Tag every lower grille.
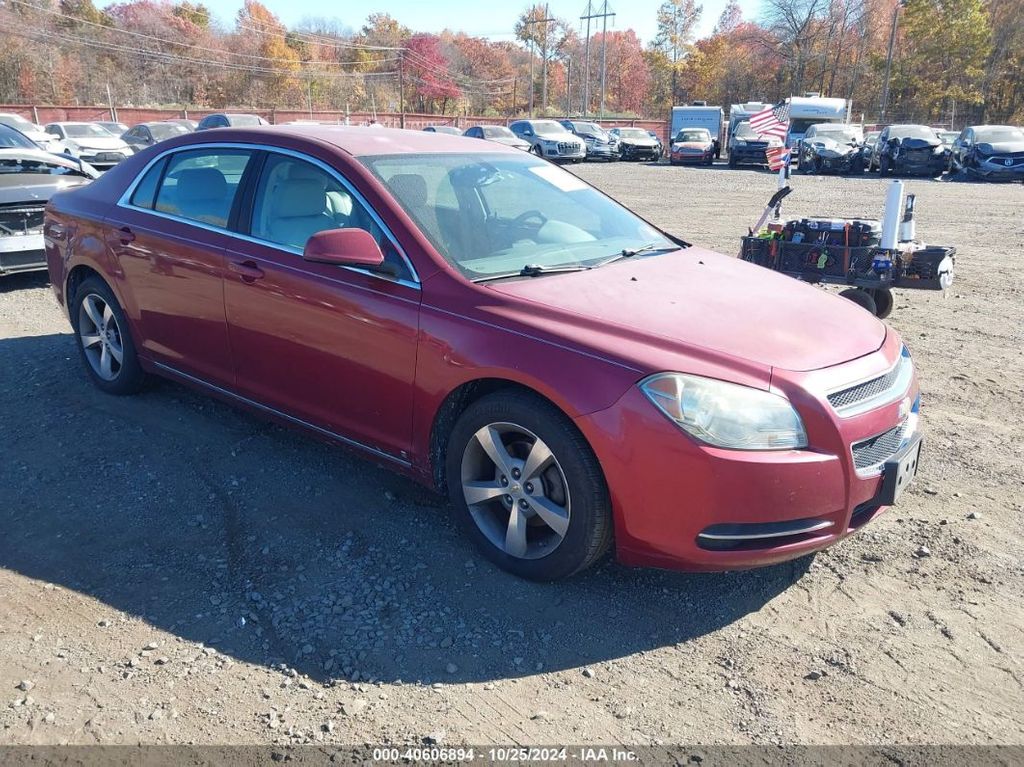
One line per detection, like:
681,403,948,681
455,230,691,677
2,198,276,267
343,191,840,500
852,420,909,471
0,203,45,236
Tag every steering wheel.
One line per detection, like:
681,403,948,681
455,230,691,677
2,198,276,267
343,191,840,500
512,209,548,229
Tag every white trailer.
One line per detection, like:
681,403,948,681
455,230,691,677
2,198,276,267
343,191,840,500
786,95,851,149
670,103,725,146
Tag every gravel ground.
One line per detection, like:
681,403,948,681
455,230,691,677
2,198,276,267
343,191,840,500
0,163,1021,747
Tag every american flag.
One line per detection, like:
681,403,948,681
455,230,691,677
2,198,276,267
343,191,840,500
749,100,791,140
766,145,791,171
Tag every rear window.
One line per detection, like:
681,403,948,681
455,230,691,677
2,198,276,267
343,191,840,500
152,149,253,228
129,158,167,209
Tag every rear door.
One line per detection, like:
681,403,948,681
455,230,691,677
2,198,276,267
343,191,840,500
106,146,256,387
223,150,421,460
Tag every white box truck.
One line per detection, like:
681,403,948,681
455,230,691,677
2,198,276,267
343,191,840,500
670,103,725,157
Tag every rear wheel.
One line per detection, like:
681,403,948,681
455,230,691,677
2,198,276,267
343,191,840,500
445,391,612,581
879,156,891,176
72,276,148,395
839,288,878,316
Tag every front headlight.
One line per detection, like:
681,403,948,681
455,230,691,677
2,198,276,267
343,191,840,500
640,373,808,450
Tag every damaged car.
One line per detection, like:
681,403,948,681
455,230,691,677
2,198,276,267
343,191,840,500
870,124,947,177
796,123,865,174
948,125,1024,181
0,125,98,277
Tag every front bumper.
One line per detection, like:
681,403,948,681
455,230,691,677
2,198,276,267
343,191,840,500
619,144,660,160
574,332,920,571
670,149,713,164
75,150,130,169
0,233,46,275
891,154,946,176
729,146,769,164
810,153,861,172
584,143,618,160
966,158,1024,181
540,143,586,161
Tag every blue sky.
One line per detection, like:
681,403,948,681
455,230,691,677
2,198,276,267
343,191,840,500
120,0,764,46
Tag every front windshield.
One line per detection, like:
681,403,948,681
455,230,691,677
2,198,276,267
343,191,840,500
0,124,38,149
572,122,604,135
532,121,567,137
889,125,937,140
975,126,1024,143
149,123,189,140
63,124,112,138
812,126,860,143
676,129,710,142
617,128,649,139
0,114,35,130
735,122,759,139
362,152,677,280
483,126,515,139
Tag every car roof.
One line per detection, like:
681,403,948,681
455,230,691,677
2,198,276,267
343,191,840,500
159,125,519,157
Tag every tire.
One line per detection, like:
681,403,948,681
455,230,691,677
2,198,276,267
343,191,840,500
839,288,878,316
728,154,737,168
879,156,891,177
869,288,894,319
445,390,612,581
531,144,543,157
71,276,148,395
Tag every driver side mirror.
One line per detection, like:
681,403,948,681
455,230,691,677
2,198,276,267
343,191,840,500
303,228,385,270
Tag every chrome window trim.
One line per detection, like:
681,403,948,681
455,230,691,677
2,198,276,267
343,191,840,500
151,361,411,468
824,345,913,418
115,141,421,288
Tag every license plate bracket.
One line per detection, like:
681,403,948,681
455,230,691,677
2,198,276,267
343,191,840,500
880,436,923,505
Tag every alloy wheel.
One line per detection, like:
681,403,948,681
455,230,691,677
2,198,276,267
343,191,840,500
460,422,571,560
78,293,124,381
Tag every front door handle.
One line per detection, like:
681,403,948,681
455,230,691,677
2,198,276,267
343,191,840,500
228,260,264,282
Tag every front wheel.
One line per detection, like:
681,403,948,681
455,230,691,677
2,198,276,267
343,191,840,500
445,391,612,581
72,276,148,395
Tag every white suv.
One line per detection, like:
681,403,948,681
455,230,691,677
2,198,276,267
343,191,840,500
509,119,586,162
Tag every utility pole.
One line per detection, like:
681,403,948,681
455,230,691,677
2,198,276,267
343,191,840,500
581,1,593,117
524,7,556,117
879,0,906,124
598,0,614,117
565,57,572,116
398,53,406,128
511,77,517,118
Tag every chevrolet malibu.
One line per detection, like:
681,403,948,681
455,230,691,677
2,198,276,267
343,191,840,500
44,126,923,580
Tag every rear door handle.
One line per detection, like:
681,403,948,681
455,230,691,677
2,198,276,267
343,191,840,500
228,260,264,282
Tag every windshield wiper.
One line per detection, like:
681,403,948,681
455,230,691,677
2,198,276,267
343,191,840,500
592,242,675,268
473,263,591,283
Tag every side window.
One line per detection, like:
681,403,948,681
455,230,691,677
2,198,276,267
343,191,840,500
129,157,167,209
153,148,252,228
250,153,410,279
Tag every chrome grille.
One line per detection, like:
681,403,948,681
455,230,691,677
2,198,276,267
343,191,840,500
829,366,902,410
557,141,578,154
852,420,908,471
0,203,45,236
827,348,913,417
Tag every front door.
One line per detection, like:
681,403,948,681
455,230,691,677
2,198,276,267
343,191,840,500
223,151,421,461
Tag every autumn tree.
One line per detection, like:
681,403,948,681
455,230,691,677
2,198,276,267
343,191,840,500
653,0,703,104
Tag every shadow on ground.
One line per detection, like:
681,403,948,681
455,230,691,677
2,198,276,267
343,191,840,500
0,332,811,686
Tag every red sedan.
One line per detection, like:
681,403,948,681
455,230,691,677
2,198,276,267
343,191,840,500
44,126,922,580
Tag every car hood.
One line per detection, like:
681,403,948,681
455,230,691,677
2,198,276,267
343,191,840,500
620,137,657,147
672,140,712,150
892,136,940,149
490,136,531,148
812,136,858,153
67,136,129,151
487,247,886,374
977,140,1024,154
0,170,91,205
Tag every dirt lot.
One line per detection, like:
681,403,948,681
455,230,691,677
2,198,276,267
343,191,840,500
0,163,1021,747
